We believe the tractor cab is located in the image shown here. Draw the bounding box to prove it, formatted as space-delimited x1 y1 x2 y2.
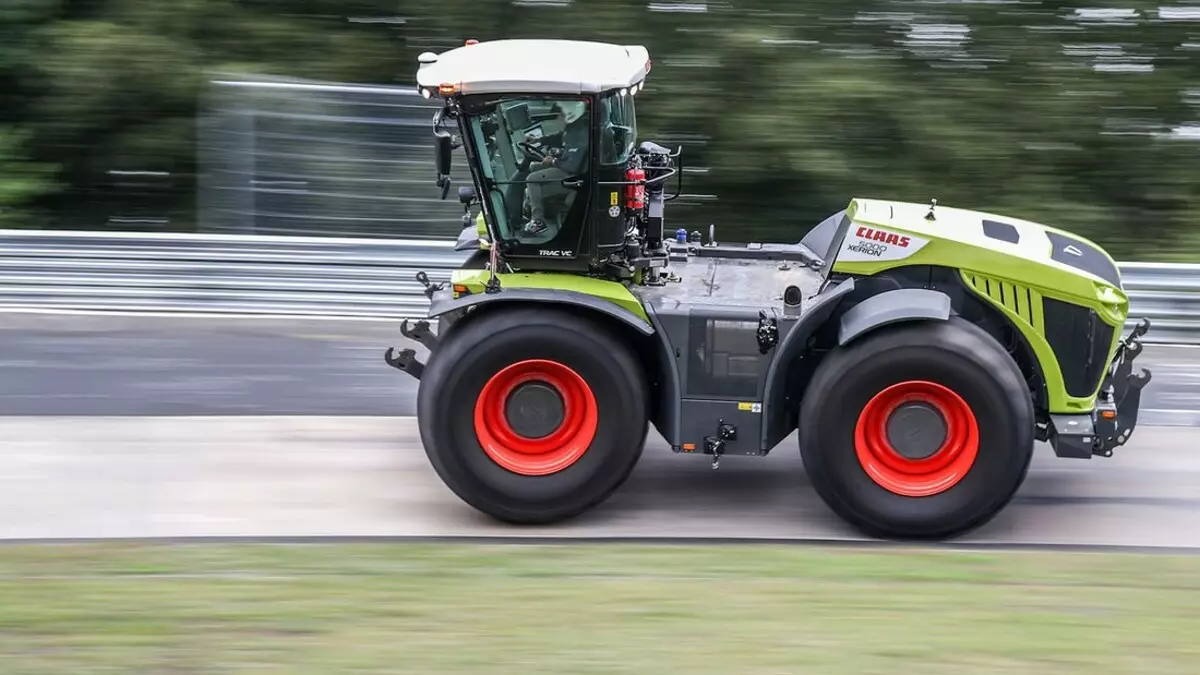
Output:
416 39 681 279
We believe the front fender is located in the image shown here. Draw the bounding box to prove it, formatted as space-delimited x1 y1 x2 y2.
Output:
837 288 951 346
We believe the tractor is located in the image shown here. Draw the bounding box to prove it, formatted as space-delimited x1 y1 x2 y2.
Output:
385 38 1153 540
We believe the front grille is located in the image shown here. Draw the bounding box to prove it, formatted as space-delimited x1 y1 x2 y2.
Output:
1046 232 1122 288
1041 296 1115 398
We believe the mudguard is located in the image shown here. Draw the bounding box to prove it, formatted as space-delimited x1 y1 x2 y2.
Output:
837 288 952 346
427 286 655 336
759 277 857 451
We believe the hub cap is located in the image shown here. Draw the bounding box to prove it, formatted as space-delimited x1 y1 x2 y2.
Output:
504 382 565 439
854 380 979 497
474 359 598 476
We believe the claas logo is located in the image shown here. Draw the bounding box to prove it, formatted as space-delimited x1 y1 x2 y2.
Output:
856 226 911 248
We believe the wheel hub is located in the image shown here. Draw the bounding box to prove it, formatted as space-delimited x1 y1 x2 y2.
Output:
473 359 599 477
853 380 980 498
885 402 947 460
504 382 565 439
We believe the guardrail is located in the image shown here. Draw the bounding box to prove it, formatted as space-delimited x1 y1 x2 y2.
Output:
0 229 1197 344
0 230 469 320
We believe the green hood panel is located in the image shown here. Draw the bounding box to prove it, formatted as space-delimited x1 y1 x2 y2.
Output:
832 198 1128 414
833 198 1128 325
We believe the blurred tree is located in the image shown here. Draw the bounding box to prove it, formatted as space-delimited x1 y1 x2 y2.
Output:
3 0 1199 259
0 127 58 227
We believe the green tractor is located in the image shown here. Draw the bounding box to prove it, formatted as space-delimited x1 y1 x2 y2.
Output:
386 38 1153 540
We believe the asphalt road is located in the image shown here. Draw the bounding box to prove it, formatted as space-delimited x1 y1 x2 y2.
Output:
0 312 1195 424
1 312 1198 548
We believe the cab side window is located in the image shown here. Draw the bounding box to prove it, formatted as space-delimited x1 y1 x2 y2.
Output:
599 90 637 166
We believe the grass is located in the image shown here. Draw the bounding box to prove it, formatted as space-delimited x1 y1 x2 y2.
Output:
0 542 1197 674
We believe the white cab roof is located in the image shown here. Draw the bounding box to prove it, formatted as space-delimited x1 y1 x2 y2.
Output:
416 39 651 96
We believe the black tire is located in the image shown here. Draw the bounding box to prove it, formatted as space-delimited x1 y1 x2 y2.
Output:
417 304 649 524
798 316 1035 540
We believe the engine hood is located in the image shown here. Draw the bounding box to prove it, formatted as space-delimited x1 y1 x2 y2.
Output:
842 198 1124 291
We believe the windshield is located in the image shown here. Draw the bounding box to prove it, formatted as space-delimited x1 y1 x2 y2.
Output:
599 89 636 165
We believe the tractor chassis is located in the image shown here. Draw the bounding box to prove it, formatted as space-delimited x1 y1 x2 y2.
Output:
383 254 1153 541
386 269 1155 467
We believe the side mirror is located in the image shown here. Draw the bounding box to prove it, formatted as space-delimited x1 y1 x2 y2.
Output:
434 130 453 199
435 131 453 175
458 185 475 205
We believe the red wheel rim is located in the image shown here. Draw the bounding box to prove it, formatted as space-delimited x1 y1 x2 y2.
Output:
473 359 598 476
854 380 979 497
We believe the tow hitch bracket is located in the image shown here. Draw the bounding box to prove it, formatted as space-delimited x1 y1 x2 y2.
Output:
400 319 439 352
384 318 438 382
384 346 425 380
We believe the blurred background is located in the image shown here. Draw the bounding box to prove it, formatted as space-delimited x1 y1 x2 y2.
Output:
2 9 1200 672
5 0 1200 259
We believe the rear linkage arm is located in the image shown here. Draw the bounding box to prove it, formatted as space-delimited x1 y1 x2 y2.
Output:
382 272 445 381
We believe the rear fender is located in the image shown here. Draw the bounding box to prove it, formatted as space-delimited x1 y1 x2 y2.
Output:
428 288 655 337
427 286 671 441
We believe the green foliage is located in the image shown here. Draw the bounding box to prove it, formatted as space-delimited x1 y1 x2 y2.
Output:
3 1 1199 258
0 126 58 228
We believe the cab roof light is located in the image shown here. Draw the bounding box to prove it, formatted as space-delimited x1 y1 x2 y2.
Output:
465 39 479 46
438 82 458 96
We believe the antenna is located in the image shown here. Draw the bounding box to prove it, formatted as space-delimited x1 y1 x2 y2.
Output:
925 198 938 221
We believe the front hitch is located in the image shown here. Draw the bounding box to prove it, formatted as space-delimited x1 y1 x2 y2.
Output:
1092 318 1153 456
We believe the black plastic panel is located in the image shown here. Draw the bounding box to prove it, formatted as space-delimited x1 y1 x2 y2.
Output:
1041 296 1115 398
1046 232 1122 288
982 219 1020 244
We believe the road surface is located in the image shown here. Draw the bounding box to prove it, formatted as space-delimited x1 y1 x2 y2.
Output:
1 313 1195 424
0 312 1197 548
2 416 1198 548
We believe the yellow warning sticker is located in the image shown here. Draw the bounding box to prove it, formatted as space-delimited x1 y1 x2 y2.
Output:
610 191 619 206
737 402 763 413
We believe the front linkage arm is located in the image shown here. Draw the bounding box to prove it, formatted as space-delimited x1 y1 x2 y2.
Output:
1092 318 1153 456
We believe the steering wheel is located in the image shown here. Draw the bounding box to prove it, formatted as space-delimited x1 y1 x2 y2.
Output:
518 140 548 162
